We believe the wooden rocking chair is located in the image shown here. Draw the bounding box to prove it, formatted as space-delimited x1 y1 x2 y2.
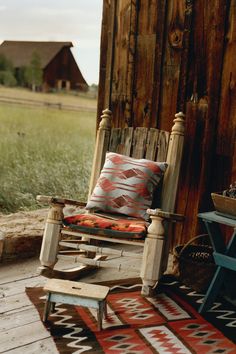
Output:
37 109 185 296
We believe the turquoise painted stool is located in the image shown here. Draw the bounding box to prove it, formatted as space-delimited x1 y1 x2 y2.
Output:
43 278 109 330
198 211 236 313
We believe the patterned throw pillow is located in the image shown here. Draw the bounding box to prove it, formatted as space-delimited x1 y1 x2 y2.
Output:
86 152 167 220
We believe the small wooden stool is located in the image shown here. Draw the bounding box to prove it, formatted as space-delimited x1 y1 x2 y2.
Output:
43 278 110 330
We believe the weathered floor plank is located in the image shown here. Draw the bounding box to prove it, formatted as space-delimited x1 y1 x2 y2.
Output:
0 306 39 332
0 257 56 353
3 338 58 354
0 276 45 298
0 292 34 314
0 258 40 285
0 321 51 353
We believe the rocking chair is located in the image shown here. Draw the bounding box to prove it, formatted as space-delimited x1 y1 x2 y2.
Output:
37 109 185 296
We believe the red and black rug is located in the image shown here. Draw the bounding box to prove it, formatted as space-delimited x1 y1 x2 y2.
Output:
26 276 236 353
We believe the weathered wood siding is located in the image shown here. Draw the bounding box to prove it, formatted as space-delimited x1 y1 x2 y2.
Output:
97 0 236 247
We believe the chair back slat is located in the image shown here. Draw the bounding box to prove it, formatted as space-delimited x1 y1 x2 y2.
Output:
156 130 170 162
109 128 122 152
131 127 148 159
109 127 169 162
145 128 160 161
120 128 133 155
109 127 133 156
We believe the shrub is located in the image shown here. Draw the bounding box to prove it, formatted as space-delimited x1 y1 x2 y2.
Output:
0 70 17 86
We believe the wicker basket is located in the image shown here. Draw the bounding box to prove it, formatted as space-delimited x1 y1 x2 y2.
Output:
173 234 216 292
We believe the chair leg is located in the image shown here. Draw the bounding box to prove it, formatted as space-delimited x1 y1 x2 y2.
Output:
39 203 64 271
140 215 165 296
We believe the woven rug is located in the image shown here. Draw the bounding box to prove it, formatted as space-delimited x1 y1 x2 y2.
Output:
26 277 236 353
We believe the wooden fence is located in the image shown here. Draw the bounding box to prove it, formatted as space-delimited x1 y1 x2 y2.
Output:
0 95 96 112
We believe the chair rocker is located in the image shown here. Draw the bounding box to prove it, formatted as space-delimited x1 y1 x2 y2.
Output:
37 109 185 296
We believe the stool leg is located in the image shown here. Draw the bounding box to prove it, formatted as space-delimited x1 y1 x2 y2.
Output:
51 302 56 313
104 301 108 319
43 293 51 322
97 301 105 331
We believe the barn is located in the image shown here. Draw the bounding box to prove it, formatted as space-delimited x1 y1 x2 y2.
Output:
0 40 88 91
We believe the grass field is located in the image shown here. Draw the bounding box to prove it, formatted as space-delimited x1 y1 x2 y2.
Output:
0 89 97 213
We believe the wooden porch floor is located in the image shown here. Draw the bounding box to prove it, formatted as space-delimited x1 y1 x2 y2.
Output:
0 249 141 353
0 258 55 353
1 253 235 353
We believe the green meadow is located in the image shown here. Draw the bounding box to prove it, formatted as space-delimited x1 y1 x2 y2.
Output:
0 99 96 213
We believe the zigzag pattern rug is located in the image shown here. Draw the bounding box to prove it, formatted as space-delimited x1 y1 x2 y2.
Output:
26 277 236 353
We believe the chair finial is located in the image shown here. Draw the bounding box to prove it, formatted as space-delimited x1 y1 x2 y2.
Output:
171 112 185 135
99 109 112 130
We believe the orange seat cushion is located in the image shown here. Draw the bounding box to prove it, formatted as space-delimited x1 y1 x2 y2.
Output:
63 213 148 239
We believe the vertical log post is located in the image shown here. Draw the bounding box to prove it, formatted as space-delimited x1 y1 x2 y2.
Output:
140 112 185 296
88 109 112 197
39 202 64 269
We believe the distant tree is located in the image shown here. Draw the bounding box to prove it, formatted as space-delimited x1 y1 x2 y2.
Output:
15 66 27 87
90 83 98 91
0 54 16 87
24 51 43 91
0 54 13 71
0 71 17 86
89 83 98 98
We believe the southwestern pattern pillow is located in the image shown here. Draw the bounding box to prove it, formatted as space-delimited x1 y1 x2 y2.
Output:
86 152 167 220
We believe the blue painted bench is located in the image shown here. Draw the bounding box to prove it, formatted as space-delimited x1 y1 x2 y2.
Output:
198 211 236 313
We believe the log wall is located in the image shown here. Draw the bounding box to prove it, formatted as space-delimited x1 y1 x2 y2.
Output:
97 0 236 246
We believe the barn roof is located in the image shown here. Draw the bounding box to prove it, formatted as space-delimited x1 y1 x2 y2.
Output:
0 40 73 68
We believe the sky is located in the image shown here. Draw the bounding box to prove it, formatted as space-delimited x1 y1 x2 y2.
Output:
0 0 103 85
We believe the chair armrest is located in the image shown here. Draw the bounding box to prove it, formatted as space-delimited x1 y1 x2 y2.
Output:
36 195 86 207
147 208 184 222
